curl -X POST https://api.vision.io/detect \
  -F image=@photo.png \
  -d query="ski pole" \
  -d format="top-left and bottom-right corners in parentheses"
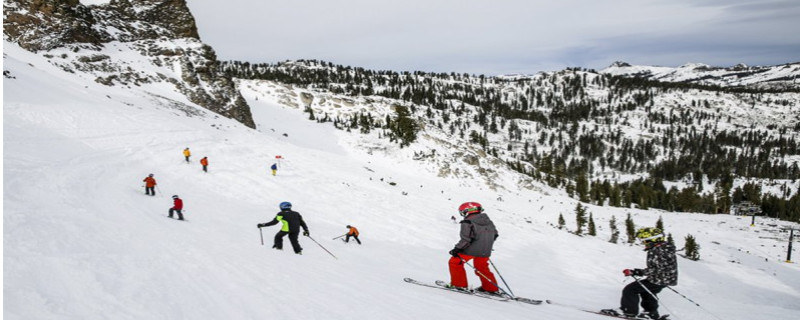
top-left (307, 235), bottom-right (338, 259)
top-left (155, 185), bottom-right (164, 198)
top-left (459, 257), bottom-right (514, 298)
top-left (259, 228), bottom-right (264, 245)
top-left (665, 286), bottom-right (699, 307)
top-left (489, 259), bottom-right (515, 297)
top-left (663, 284), bottom-right (725, 320)
top-left (332, 234), bottom-right (347, 240)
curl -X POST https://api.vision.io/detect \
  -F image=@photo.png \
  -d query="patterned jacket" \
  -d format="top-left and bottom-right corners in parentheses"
top-left (454, 213), bottom-right (498, 257)
top-left (644, 242), bottom-right (679, 286)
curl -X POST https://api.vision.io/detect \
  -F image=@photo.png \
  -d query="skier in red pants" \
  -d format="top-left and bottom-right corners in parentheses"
top-left (447, 202), bottom-right (500, 294)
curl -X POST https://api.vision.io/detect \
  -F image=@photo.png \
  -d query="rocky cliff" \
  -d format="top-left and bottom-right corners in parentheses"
top-left (3, 0), bottom-right (254, 128)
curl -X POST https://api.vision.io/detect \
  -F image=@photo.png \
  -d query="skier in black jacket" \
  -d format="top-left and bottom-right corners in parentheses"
top-left (257, 202), bottom-right (309, 254)
top-left (603, 227), bottom-right (678, 320)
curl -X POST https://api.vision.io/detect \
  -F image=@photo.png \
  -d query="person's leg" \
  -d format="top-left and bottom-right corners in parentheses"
top-left (273, 231), bottom-right (287, 249)
top-left (639, 281), bottom-right (664, 318)
top-left (473, 257), bottom-right (499, 292)
top-left (448, 255), bottom-right (472, 288)
top-left (288, 231), bottom-right (302, 253)
top-left (177, 209), bottom-right (184, 220)
top-left (168, 208), bottom-right (174, 218)
top-left (620, 282), bottom-right (644, 316)
top-left (345, 234), bottom-right (351, 243)
top-left (354, 235), bottom-right (361, 244)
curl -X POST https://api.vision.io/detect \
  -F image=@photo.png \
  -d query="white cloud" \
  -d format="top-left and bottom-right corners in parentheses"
top-left (185, 0), bottom-right (800, 74)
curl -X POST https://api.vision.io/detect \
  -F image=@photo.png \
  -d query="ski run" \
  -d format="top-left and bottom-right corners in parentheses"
top-left (3, 41), bottom-right (800, 320)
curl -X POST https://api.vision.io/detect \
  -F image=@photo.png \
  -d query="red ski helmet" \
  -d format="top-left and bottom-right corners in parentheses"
top-left (458, 202), bottom-right (484, 217)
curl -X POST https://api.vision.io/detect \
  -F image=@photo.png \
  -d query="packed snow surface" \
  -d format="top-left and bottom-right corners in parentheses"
top-left (4, 42), bottom-right (800, 319)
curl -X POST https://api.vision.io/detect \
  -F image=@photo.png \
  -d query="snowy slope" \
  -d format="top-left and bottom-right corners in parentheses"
top-left (4, 41), bottom-right (800, 320)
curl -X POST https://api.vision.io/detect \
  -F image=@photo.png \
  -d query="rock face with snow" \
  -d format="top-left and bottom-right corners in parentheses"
top-left (3, 0), bottom-right (254, 128)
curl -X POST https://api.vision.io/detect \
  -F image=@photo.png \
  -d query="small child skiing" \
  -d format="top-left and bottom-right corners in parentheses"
top-left (601, 227), bottom-right (677, 320)
top-left (257, 202), bottom-right (310, 254)
top-left (183, 147), bottom-right (191, 163)
top-left (142, 173), bottom-right (157, 196)
top-left (169, 195), bottom-right (184, 220)
top-left (447, 202), bottom-right (500, 294)
top-left (345, 225), bottom-right (361, 245)
top-left (271, 163), bottom-right (278, 176)
top-left (200, 156), bottom-right (208, 172)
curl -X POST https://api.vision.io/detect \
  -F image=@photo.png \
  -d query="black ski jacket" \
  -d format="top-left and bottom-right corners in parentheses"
top-left (263, 209), bottom-right (309, 234)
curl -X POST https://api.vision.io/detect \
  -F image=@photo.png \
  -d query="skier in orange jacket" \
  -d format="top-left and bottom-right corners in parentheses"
top-left (345, 225), bottom-right (361, 244)
top-left (143, 174), bottom-right (157, 196)
top-left (200, 157), bottom-right (208, 172)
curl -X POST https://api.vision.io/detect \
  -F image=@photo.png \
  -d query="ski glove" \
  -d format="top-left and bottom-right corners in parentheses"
top-left (257, 223), bottom-right (266, 228)
top-left (449, 248), bottom-right (462, 258)
top-left (623, 269), bottom-right (644, 277)
top-left (303, 231), bottom-right (309, 236)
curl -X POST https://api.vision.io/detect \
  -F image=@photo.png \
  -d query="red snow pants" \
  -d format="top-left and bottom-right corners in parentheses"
top-left (448, 254), bottom-right (498, 292)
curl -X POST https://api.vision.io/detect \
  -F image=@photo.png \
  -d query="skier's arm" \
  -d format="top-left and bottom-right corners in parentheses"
top-left (453, 221), bottom-right (474, 250)
top-left (299, 215), bottom-right (309, 234)
top-left (258, 216), bottom-right (280, 228)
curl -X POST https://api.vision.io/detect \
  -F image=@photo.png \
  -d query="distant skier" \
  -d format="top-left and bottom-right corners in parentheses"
top-left (200, 157), bottom-right (208, 172)
top-left (345, 225), bottom-right (361, 245)
top-left (142, 173), bottom-right (157, 196)
top-left (257, 202), bottom-right (309, 254)
top-left (183, 147), bottom-right (191, 163)
top-left (602, 227), bottom-right (678, 320)
top-left (271, 163), bottom-right (278, 176)
top-left (451, 215), bottom-right (457, 223)
top-left (447, 202), bottom-right (500, 294)
top-left (169, 195), bottom-right (184, 220)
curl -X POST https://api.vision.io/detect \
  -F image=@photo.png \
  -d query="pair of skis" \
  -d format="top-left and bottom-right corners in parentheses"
top-left (403, 278), bottom-right (542, 305)
top-left (405, 278), bottom-right (668, 320)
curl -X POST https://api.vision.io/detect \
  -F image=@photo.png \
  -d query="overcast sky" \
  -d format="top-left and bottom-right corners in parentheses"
top-left (100, 1), bottom-right (800, 75)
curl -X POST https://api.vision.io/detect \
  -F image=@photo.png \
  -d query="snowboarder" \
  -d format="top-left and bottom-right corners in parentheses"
top-left (183, 147), bottom-right (191, 163)
top-left (169, 195), bottom-right (184, 220)
top-left (602, 227), bottom-right (678, 320)
top-left (271, 163), bottom-right (278, 176)
top-left (200, 156), bottom-right (208, 172)
top-left (142, 173), bottom-right (157, 196)
top-left (256, 202), bottom-right (309, 254)
top-left (447, 202), bottom-right (500, 294)
top-left (345, 225), bottom-right (361, 244)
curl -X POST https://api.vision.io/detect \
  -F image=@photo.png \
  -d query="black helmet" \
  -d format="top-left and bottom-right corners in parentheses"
top-left (172, 195), bottom-right (179, 199)
top-left (148, 173), bottom-right (154, 177)
top-left (346, 225), bottom-right (351, 228)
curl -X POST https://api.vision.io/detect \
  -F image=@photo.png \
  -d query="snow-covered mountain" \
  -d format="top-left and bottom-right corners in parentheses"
top-left (602, 61), bottom-right (800, 90)
top-left (4, 1), bottom-right (800, 320)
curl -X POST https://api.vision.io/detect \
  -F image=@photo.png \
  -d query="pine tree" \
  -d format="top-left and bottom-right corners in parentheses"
top-left (576, 173), bottom-right (590, 203)
top-left (588, 212), bottom-right (597, 236)
top-left (656, 216), bottom-right (664, 232)
top-left (558, 213), bottom-right (566, 230)
top-left (575, 203), bottom-right (587, 235)
top-left (609, 215), bottom-right (620, 243)
top-left (684, 234), bottom-right (700, 260)
top-left (625, 213), bottom-right (636, 244)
